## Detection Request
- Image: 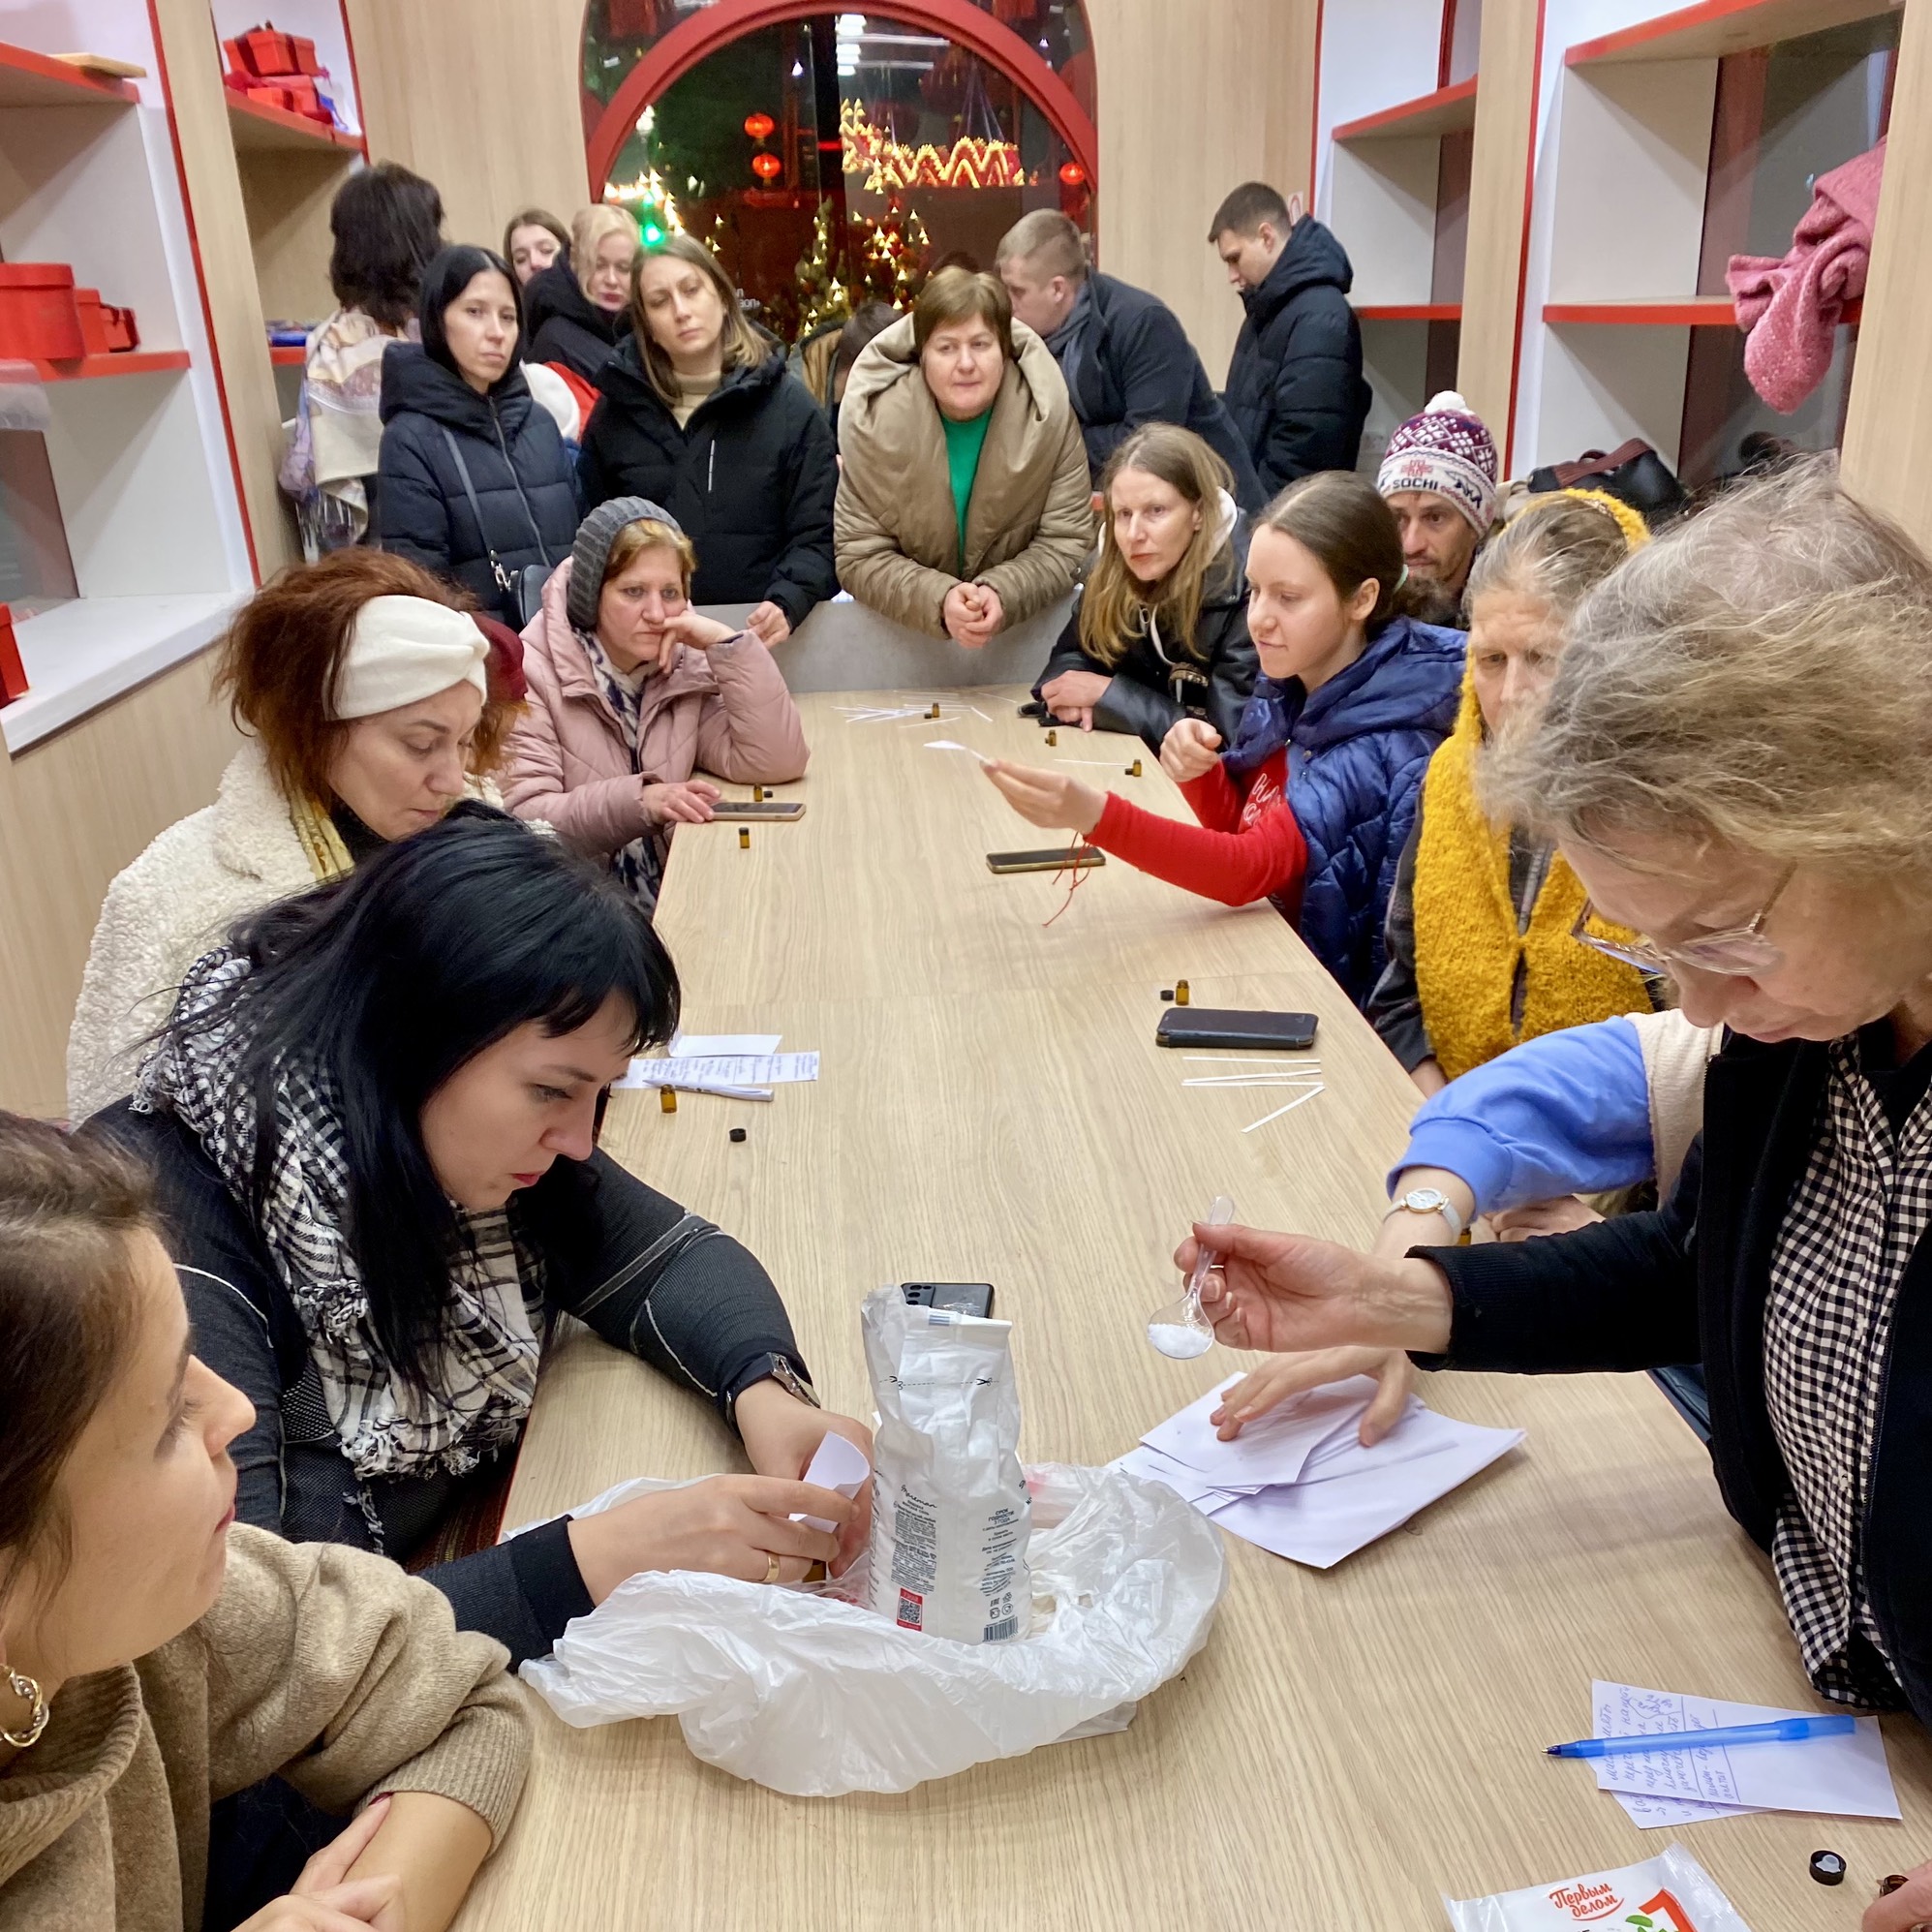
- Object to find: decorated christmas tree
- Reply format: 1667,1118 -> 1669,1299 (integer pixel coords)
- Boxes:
794,200 -> 850,336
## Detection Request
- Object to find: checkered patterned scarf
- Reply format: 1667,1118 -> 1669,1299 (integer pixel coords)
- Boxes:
133,950 -> 543,1490
578,628 -> 665,908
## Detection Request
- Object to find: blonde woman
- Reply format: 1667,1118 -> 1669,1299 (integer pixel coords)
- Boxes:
1032,423 -> 1256,752
1368,491 -> 1660,1092
523,204 -> 639,383
577,234 -> 837,645
1172,465 -> 1932,1770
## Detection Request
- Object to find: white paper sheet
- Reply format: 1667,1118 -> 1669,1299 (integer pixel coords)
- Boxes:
792,1431 -> 873,1534
1587,1681 -> 1899,1825
1138,1374 -> 1378,1487
623,1052 -> 819,1090
1206,1415 -> 1523,1568
1113,1443 -> 1268,1506
669,1033 -> 781,1058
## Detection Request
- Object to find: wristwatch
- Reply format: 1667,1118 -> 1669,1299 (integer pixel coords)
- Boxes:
1385,1186 -> 1466,1242
722,1353 -> 819,1431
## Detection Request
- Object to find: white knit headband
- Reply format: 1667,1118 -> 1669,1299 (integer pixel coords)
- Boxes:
333,596 -> 489,721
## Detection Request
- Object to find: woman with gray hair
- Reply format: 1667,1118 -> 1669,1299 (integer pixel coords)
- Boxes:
1164,463 -> 1932,1765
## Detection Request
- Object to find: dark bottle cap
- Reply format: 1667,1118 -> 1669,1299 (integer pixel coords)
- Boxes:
1810,1851 -> 1847,1886
729,1127 -> 747,1144
1160,988 -> 1175,1001
1880,1875 -> 1909,1897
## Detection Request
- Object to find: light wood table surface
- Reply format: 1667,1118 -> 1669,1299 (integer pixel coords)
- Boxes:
459,689 -> 1932,1931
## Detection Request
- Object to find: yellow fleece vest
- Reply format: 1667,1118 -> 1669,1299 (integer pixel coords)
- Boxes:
1413,676 -> 1650,1081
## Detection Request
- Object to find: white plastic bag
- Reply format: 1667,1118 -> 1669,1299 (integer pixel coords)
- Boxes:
1444,1843 -> 1753,1930
862,1284 -> 1029,1641
516,1462 -> 1227,1795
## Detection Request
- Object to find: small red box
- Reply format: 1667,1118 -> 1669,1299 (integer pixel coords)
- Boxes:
0,264 -> 84,362
0,606 -> 27,707
74,289 -> 109,356
103,304 -> 139,353
236,28 -> 298,75
245,82 -> 300,111
290,35 -> 322,75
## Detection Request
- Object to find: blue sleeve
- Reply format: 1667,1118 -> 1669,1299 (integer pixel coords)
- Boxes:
1391,1016 -> 1655,1212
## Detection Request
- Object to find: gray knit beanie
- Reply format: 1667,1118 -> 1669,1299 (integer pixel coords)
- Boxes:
566,496 -> 685,632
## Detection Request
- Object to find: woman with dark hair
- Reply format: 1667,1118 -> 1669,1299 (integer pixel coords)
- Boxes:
835,266 -> 1091,643
279,163 -> 445,554
67,551 -> 520,1122
984,470 -> 1464,1004
1030,422 -> 1256,752
377,244 -> 579,625
97,808 -> 869,1670
0,1112 -> 530,1929
577,233 -> 838,644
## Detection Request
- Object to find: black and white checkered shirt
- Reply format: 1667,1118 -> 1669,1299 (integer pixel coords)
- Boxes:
1763,1033 -> 1931,1708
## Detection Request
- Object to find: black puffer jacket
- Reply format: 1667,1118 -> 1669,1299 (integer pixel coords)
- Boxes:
376,343 -> 579,623
1033,515 -> 1257,754
578,335 -> 839,628
1058,273 -> 1264,509
1223,217 -> 1371,496
523,263 -> 625,383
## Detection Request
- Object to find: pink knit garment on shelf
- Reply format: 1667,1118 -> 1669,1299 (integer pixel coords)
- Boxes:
1726,138 -> 1885,414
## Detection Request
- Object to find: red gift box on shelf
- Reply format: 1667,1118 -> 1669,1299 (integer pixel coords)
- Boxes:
103,304 -> 139,353
0,265 -> 84,362
72,292 -> 140,355
234,28 -> 297,76
0,606 -> 27,708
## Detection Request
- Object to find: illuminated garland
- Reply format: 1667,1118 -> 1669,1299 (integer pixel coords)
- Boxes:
840,98 -> 1026,192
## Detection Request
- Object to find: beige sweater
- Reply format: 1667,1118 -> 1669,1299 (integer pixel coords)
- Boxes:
0,1525 -> 530,1931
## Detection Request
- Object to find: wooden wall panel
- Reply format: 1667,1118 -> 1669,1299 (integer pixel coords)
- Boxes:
344,0 -> 588,252
1457,0 -> 1540,440
1088,0 -> 1320,379
149,0 -> 297,576
0,656 -> 240,1118
342,0 -> 1316,385
1838,0 -> 1932,548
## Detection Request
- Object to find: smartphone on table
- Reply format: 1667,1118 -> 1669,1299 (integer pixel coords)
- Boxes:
711,800 -> 807,821
1155,1008 -> 1319,1052
986,847 -> 1105,875
901,1282 -> 997,1318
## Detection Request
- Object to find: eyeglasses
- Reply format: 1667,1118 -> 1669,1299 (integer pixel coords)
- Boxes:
1571,864 -> 1795,978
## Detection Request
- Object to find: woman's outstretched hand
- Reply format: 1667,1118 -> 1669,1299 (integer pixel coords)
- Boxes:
1176,1221 -> 1456,1357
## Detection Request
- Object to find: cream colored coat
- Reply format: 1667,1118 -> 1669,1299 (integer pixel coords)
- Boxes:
834,313 -> 1093,637
66,742 -> 502,1122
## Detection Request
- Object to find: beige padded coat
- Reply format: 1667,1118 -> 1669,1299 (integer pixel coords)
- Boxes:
834,313 -> 1093,637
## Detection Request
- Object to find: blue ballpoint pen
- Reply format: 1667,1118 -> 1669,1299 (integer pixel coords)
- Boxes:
1548,1714 -> 1857,1758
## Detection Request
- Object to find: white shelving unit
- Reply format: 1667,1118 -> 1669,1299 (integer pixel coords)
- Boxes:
0,35 -> 252,751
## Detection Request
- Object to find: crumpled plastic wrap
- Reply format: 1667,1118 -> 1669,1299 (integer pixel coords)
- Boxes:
516,1462 -> 1227,1796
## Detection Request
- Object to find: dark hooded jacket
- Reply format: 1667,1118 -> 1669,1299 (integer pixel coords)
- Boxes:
1221,613 -> 1464,1002
577,332 -> 839,628
1048,272 -> 1265,509
523,263 -> 626,383
375,342 -> 579,623
1033,509 -> 1257,753
1223,217 -> 1372,496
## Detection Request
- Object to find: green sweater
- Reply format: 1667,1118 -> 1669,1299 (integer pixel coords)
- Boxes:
941,409 -> 993,568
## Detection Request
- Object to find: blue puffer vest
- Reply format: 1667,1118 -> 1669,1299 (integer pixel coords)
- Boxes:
1224,614 -> 1465,1004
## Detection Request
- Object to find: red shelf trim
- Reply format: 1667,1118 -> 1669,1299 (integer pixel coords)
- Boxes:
0,43 -> 138,105
1356,302 -> 1463,321
1545,296 -> 1861,326
270,344 -> 305,365
1333,77 -> 1478,141
24,350 -> 191,382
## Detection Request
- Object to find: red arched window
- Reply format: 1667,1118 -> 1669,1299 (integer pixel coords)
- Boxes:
581,0 -> 1096,343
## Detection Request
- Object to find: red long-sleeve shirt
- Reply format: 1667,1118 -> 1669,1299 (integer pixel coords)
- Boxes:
1087,749 -> 1306,919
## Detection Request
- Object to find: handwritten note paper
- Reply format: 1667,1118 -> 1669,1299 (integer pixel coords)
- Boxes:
1588,1681 -> 1898,1827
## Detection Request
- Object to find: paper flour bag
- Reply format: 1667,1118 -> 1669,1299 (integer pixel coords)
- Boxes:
862,1284 -> 1029,1642
1444,1844 -> 1752,1930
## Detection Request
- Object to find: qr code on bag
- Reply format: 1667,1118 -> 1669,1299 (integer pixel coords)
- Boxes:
896,1590 -> 924,1630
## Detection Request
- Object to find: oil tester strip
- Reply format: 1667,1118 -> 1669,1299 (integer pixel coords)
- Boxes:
1242,1085 -> 1326,1132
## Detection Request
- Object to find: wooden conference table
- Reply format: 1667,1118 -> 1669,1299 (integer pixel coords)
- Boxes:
458,689 -> 1932,1930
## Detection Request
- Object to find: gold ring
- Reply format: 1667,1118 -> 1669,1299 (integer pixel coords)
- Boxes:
762,1551 -> 782,1584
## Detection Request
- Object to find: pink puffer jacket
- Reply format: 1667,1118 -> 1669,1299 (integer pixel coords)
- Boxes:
502,559 -> 809,858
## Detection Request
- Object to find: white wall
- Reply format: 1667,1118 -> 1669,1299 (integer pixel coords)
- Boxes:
1314,0 -> 1446,220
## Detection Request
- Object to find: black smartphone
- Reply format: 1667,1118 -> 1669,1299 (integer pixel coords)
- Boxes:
1155,1007 -> 1320,1052
711,800 -> 807,821
902,1281 -> 997,1318
986,847 -> 1106,875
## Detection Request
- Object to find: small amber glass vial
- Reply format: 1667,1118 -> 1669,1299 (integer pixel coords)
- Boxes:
659,1088 -> 677,1114
738,827 -> 751,849
1175,978 -> 1190,1006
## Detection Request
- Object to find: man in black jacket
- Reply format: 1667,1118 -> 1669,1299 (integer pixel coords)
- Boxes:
1210,181 -> 1371,495
995,210 -> 1264,509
